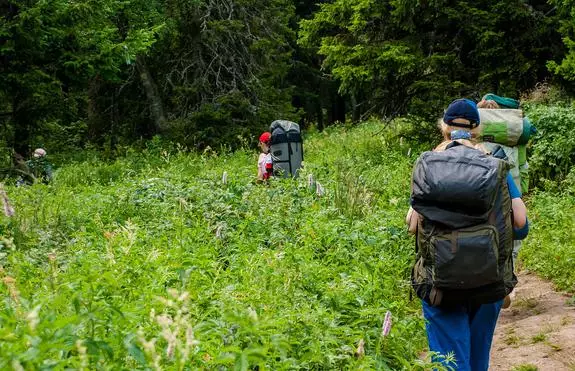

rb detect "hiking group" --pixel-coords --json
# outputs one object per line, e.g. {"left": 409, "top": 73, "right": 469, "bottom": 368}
{"left": 257, "top": 95, "right": 534, "bottom": 370}
{"left": 407, "top": 96, "right": 532, "bottom": 370}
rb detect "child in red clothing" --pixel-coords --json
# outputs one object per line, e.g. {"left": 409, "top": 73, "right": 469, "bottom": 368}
{"left": 257, "top": 132, "right": 273, "bottom": 181}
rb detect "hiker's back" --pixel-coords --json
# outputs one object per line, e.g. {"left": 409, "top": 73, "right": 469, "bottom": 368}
{"left": 411, "top": 142, "right": 516, "bottom": 307}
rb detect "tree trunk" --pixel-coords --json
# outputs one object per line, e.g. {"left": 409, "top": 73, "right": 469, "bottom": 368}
{"left": 87, "top": 77, "right": 104, "bottom": 142}
{"left": 12, "top": 95, "right": 30, "bottom": 157}
{"left": 333, "top": 93, "right": 346, "bottom": 124}
{"left": 351, "top": 93, "right": 360, "bottom": 123}
{"left": 315, "top": 97, "right": 324, "bottom": 131}
{"left": 136, "top": 56, "right": 167, "bottom": 133}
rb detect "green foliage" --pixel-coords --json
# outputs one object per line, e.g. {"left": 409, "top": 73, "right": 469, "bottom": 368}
{"left": 511, "top": 365, "right": 539, "bottom": 371}
{"left": 524, "top": 103, "right": 575, "bottom": 185}
{"left": 520, "top": 188, "right": 575, "bottom": 292}
{"left": 0, "top": 0, "right": 163, "bottom": 154}
{"left": 547, "top": 0, "right": 575, "bottom": 82}
{"left": 299, "top": 0, "right": 564, "bottom": 120}
{"left": 150, "top": 0, "right": 298, "bottom": 149}
{"left": 0, "top": 122, "right": 452, "bottom": 369}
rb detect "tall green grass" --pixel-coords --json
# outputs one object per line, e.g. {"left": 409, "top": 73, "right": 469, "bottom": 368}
{"left": 0, "top": 121, "right": 449, "bottom": 369}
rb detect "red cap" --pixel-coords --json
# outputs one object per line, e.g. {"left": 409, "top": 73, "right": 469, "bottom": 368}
{"left": 259, "top": 132, "right": 271, "bottom": 144}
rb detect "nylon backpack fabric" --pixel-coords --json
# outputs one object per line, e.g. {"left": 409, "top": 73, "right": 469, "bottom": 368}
{"left": 481, "top": 142, "right": 521, "bottom": 192}
{"left": 478, "top": 109, "right": 523, "bottom": 146}
{"left": 269, "top": 120, "right": 303, "bottom": 178}
{"left": 482, "top": 94, "right": 520, "bottom": 109}
{"left": 411, "top": 143, "right": 516, "bottom": 308}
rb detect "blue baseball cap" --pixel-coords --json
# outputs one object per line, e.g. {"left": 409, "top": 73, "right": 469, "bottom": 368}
{"left": 443, "top": 99, "right": 480, "bottom": 129}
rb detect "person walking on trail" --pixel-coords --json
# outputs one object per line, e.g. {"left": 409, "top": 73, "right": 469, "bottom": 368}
{"left": 26, "top": 148, "right": 53, "bottom": 184}
{"left": 257, "top": 132, "right": 273, "bottom": 181}
{"left": 476, "top": 94, "right": 533, "bottom": 277}
{"left": 406, "top": 99, "right": 529, "bottom": 371}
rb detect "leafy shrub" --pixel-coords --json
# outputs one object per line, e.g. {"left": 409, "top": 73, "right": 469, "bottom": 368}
{"left": 524, "top": 103, "right": 575, "bottom": 186}
{"left": 520, "top": 190, "right": 575, "bottom": 292}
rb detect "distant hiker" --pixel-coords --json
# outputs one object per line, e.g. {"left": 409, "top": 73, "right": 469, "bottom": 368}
{"left": 269, "top": 120, "right": 303, "bottom": 178}
{"left": 257, "top": 132, "right": 273, "bottom": 181}
{"left": 406, "top": 98, "right": 529, "bottom": 371}
{"left": 27, "top": 148, "right": 53, "bottom": 184}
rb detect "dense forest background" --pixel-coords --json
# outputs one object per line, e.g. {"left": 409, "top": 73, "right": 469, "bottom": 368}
{"left": 1, "top": 0, "right": 575, "bottom": 157}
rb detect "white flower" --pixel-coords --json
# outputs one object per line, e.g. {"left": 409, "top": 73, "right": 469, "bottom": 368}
{"left": 381, "top": 311, "right": 392, "bottom": 337}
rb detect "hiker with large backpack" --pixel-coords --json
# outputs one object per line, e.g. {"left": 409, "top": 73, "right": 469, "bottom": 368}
{"left": 268, "top": 120, "right": 303, "bottom": 178}
{"left": 476, "top": 94, "right": 536, "bottom": 269}
{"left": 406, "top": 99, "right": 529, "bottom": 370}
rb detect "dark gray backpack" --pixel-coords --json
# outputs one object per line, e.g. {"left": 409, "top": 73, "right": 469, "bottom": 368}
{"left": 269, "top": 120, "right": 303, "bottom": 178}
{"left": 410, "top": 143, "right": 516, "bottom": 307}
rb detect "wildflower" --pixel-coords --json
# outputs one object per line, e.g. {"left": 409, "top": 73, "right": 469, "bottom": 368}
{"left": 76, "top": 339, "right": 88, "bottom": 370}
{"left": 247, "top": 307, "right": 258, "bottom": 322}
{"left": 215, "top": 225, "right": 224, "bottom": 239}
{"left": 156, "top": 314, "right": 173, "bottom": 327}
{"left": 382, "top": 311, "right": 392, "bottom": 337}
{"left": 307, "top": 174, "right": 315, "bottom": 189}
{"left": 2, "top": 276, "right": 20, "bottom": 304}
{"left": 26, "top": 305, "right": 41, "bottom": 331}
{"left": 185, "top": 326, "right": 198, "bottom": 349}
{"left": 407, "top": 147, "right": 412, "bottom": 157}
{"left": 316, "top": 182, "right": 325, "bottom": 197}
{"left": 167, "top": 288, "right": 179, "bottom": 299}
{"left": 222, "top": 171, "right": 228, "bottom": 184}
{"left": 0, "top": 185, "right": 15, "bottom": 217}
{"left": 178, "top": 291, "right": 189, "bottom": 302}
{"left": 11, "top": 360, "right": 24, "bottom": 371}
{"left": 355, "top": 339, "right": 365, "bottom": 358}
{"left": 48, "top": 252, "right": 57, "bottom": 262}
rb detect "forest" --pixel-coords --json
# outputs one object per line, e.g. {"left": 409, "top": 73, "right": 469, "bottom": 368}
{"left": 2, "top": 0, "right": 575, "bottom": 370}
{"left": 1, "top": 0, "right": 575, "bottom": 157}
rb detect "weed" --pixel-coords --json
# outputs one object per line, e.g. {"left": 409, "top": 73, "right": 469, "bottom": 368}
{"left": 512, "top": 364, "right": 538, "bottom": 371}
{"left": 531, "top": 332, "right": 547, "bottom": 343}
{"left": 504, "top": 328, "right": 522, "bottom": 347}
{"left": 514, "top": 296, "right": 540, "bottom": 311}
{"left": 545, "top": 341, "right": 562, "bottom": 352}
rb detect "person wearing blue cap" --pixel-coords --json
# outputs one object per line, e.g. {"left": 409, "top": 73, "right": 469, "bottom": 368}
{"left": 406, "top": 98, "right": 529, "bottom": 371}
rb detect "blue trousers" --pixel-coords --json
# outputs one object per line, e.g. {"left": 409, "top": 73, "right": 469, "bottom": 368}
{"left": 422, "top": 299, "right": 503, "bottom": 371}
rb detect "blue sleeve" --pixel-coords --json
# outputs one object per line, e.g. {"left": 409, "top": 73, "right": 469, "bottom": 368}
{"left": 507, "top": 173, "right": 521, "bottom": 199}
{"left": 513, "top": 219, "right": 529, "bottom": 240}
{"left": 506, "top": 172, "right": 528, "bottom": 239}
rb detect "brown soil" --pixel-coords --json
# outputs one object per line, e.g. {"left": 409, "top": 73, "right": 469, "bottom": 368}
{"left": 490, "top": 270, "right": 575, "bottom": 371}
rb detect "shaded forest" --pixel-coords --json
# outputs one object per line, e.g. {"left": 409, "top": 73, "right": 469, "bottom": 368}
{"left": 1, "top": 0, "right": 574, "bottom": 156}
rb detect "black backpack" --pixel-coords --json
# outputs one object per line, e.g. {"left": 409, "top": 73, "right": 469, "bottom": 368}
{"left": 410, "top": 143, "right": 516, "bottom": 307}
{"left": 269, "top": 120, "right": 303, "bottom": 178}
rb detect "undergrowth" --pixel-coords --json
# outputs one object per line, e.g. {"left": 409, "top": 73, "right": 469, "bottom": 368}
{"left": 2, "top": 110, "right": 574, "bottom": 369}
{"left": 0, "top": 121, "right": 445, "bottom": 369}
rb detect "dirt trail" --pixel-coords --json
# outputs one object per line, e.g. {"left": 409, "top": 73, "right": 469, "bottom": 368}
{"left": 490, "top": 271, "right": 575, "bottom": 371}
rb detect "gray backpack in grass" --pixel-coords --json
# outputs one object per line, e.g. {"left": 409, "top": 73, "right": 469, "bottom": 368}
{"left": 410, "top": 142, "right": 516, "bottom": 307}
{"left": 269, "top": 120, "right": 303, "bottom": 178}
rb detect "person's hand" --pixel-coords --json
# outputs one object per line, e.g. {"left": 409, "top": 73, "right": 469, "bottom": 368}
{"left": 477, "top": 99, "right": 499, "bottom": 109}
{"left": 406, "top": 207, "right": 420, "bottom": 234}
